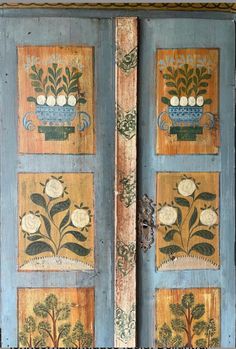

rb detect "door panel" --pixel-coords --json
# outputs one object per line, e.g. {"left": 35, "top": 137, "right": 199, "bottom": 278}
{"left": 0, "top": 16, "right": 114, "bottom": 346}
{"left": 138, "top": 18, "right": 235, "bottom": 347}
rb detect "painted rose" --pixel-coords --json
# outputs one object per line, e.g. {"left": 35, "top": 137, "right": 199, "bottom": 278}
{"left": 68, "top": 95, "right": 77, "bottom": 107}
{"left": 22, "top": 213, "right": 41, "bottom": 234}
{"left": 188, "top": 96, "right": 196, "bottom": 106}
{"left": 37, "top": 95, "right": 46, "bottom": 105}
{"left": 170, "top": 96, "right": 179, "bottom": 106}
{"left": 180, "top": 96, "right": 188, "bottom": 107}
{"left": 200, "top": 208, "right": 218, "bottom": 227}
{"left": 178, "top": 178, "right": 196, "bottom": 197}
{"left": 45, "top": 178, "right": 64, "bottom": 198}
{"left": 158, "top": 205, "right": 177, "bottom": 226}
{"left": 71, "top": 208, "right": 90, "bottom": 228}
{"left": 197, "top": 96, "right": 204, "bottom": 106}
{"left": 56, "top": 95, "right": 67, "bottom": 106}
{"left": 46, "top": 95, "right": 56, "bottom": 107}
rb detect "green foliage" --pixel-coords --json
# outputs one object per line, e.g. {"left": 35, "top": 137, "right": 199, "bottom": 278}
{"left": 38, "top": 321, "right": 51, "bottom": 336}
{"left": 58, "top": 323, "right": 71, "bottom": 338}
{"left": 159, "top": 244, "right": 183, "bottom": 255}
{"left": 163, "top": 229, "right": 179, "bottom": 242}
{"left": 18, "top": 332, "right": 28, "bottom": 346}
{"left": 196, "top": 192, "right": 216, "bottom": 201}
{"left": 23, "top": 315, "right": 36, "bottom": 333}
{"left": 192, "top": 304, "right": 205, "bottom": 319}
{"left": 33, "top": 302, "right": 49, "bottom": 318}
{"left": 181, "top": 293, "right": 195, "bottom": 309}
{"left": 57, "top": 304, "right": 71, "bottom": 321}
{"left": 33, "top": 335, "right": 46, "bottom": 347}
{"left": 169, "top": 303, "right": 185, "bottom": 316}
{"left": 62, "top": 320, "right": 93, "bottom": 347}
{"left": 192, "top": 230, "right": 214, "bottom": 240}
{"left": 31, "top": 193, "right": 47, "bottom": 209}
{"left": 189, "top": 243, "right": 215, "bottom": 256}
{"left": 193, "top": 320, "right": 207, "bottom": 335}
{"left": 50, "top": 198, "right": 71, "bottom": 220}
{"left": 189, "top": 207, "right": 198, "bottom": 230}
{"left": 25, "top": 241, "right": 55, "bottom": 256}
{"left": 196, "top": 338, "right": 207, "bottom": 347}
{"left": 174, "top": 197, "right": 190, "bottom": 207}
{"left": 171, "top": 318, "right": 185, "bottom": 332}
{"left": 45, "top": 294, "right": 58, "bottom": 310}
{"left": 61, "top": 242, "right": 91, "bottom": 256}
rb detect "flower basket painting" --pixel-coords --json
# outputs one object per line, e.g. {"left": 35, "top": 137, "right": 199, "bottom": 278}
{"left": 18, "top": 173, "right": 94, "bottom": 271}
{"left": 18, "top": 288, "right": 94, "bottom": 348}
{"left": 156, "top": 172, "right": 219, "bottom": 270}
{"left": 156, "top": 288, "right": 220, "bottom": 348}
{"left": 156, "top": 48, "right": 219, "bottom": 154}
{"left": 18, "top": 46, "right": 95, "bottom": 154}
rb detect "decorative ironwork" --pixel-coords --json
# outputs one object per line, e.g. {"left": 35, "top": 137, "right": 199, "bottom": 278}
{"left": 138, "top": 194, "right": 156, "bottom": 252}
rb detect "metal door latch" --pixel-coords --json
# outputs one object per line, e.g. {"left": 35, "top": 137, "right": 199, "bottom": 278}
{"left": 138, "top": 194, "right": 156, "bottom": 252}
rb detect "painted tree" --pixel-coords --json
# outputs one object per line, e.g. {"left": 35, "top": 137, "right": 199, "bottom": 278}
{"left": 33, "top": 293, "right": 71, "bottom": 347}
{"left": 19, "top": 316, "right": 46, "bottom": 348}
{"left": 156, "top": 322, "right": 183, "bottom": 347}
{"left": 62, "top": 320, "right": 93, "bottom": 347}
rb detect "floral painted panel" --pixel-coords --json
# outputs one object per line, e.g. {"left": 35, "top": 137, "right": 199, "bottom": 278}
{"left": 18, "top": 288, "right": 94, "bottom": 347}
{"left": 156, "top": 48, "right": 219, "bottom": 154}
{"left": 18, "top": 46, "right": 95, "bottom": 154}
{"left": 18, "top": 173, "right": 94, "bottom": 271}
{"left": 156, "top": 172, "right": 219, "bottom": 270}
{"left": 156, "top": 288, "right": 220, "bottom": 348}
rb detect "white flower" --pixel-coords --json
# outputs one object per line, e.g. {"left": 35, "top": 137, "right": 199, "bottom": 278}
{"left": 22, "top": 213, "right": 41, "bottom": 234}
{"left": 178, "top": 179, "right": 196, "bottom": 197}
{"left": 71, "top": 208, "right": 90, "bottom": 228}
{"left": 197, "top": 96, "right": 204, "bottom": 106}
{"left": 45, "top": 178, "right": 64, "bottom": 198}
{"left": 37, "top": 95, "right": 46, "bottom": 105}
{"left": 158, "top": 206, "right": 177, "bottom": 226}
{"left": 180, "top": 96, "right": 188, "bottom": 106}
{"left": 200, "top": 208, "right": 218, "bottom": 227}
{"left": 68, "top": 95, "right": 77, "bottom": 106}
{"left": 170, "top": 96, "right": 179, "bottom": 106}
{"left": 56, "top": 95, "right": 66, "bottom": 106}
{"left": 46, "top": 95, "right": 56, "bottom": 107}
{"left": 188, "top": 96, "right": 196, "bottom": 106}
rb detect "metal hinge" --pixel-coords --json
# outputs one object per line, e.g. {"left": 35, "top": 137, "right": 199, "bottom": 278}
{"left": 138, "top": 194, "right": 156, "bottom": 252}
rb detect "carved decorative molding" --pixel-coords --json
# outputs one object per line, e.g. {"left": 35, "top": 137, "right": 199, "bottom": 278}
{"left": 0, "top": 2, "right": 236, "bottom": 12}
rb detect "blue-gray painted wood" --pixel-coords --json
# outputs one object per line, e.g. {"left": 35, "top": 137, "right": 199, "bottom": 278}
{"left": 0, "top": 16, "right": 115, "bottom": 347}
{"left": 137, "top": 18, "right": 235, "bottom": 347}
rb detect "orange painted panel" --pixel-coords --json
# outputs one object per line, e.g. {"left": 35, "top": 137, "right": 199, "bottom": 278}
{"left": 18, "top": 173, "right": 94, "bottom": 271}
{"left": 156, "top": 48, "right": 219, "bottom": 154}
{"left": 18, "top": 46, "right": 95, "bottom": 154}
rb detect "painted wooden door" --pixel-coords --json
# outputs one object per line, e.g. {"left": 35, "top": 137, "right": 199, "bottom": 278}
{"left": 138, "top": 18, "right": 235, "bottom": 347}
{"left": 0, "top": 16, "right": 115, "bottom": 347}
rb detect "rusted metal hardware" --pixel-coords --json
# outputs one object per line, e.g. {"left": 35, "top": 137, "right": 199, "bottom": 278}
{"left": 138, "top": 194, "right": 156, "bottom": 252}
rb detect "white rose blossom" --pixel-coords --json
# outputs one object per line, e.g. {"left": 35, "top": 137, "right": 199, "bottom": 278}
{"left": 37, "top": 95, "right": 46, "bottom": 105}
{"left": 46, "top": 95, "right": 56, "bottom": 107}
{"left": 68, "top": 95, "right": 77, "bottom": 106}
{"left": 180, "top": 96, "right": 188, "bottom": 107}
{"left": 178, "top": 178, "right": 196, "bottom": 197}
{"left": 45, "top": 178, "right": 64, "bottom": 198}
{"left": 22, "top": 213, "right": 41, "bottom": 234}
{"left": 197, "top": 96, "right": 204, "bottom": 106}
{"left": 158, "top": 205, "right": 177, "bottom": 226}
{"left": 71, "top": 208, "right": 90, "bottom": 229}
{"left": 200, "top": 208, "right": 218, "bottom": 227}
{"left": 170, "top": 96, "right": 179, "bottom": 106}
{"left": 188, "top": 96, "right": 196, "bottom": 106}
{"left": 56, "top": 95, "right": 67, "bottom": 106}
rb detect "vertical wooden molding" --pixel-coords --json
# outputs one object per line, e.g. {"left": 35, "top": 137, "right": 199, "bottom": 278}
{"left": 115, "top": 17, "right": 137, "bottom": 347}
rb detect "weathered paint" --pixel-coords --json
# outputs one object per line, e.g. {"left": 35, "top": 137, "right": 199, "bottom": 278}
{"left": 138, "top": 18, "right": 235, "bottom": 347}
{"left": 0, "top": 16, "right": 115, "bottom": 347}
{"left": 115, "top": 17, "right": 137, "bottom": 347}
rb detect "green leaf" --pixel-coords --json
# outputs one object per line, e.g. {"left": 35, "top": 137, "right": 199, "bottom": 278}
{"left": 189, "top": 242, "right": 215, "bottom": 256}
{"left": 171, "top": 319, "right": 185, "bottom": 332}
{"left": 163, "top": 73, "right": 172, "bottom": 80}
{"left": 59, "top": 210, "right": 70, "bottom": 231}
{"left": 177, "top": 207, "right": 182, "bottom": 225}
{"left": 65, "top": 230, "right": 87, "bottom": 242}
{"left": 29, "top": 73, "right": 38, "bottom": 80}
{"left": 161, "top": 97, "right": 170, "bottom": 105}
{"left": 52, "top": 63, "right": 58, "bottom": 71}
{"left": 45, "top": 294, "right": 58, "bottom": 309}
{"left": 174, "top": 197, "right": 190, "bottom": 207}
{"left": 31, "top": 65, "right": 37, "bottom": 73}
{"left": 25, "top": 241, "right": 54, "bottom": 256}
{"left": 159, "top": 245, "right": 183, "bottom": 255}
{"left": 61, "top": 242, "right": 90, "bottom": 256}
{"left": 23, "top": 316, "right": 36, "bottom": 333}
{"left": 164, "top": 229, "right": 178, "bottom": 242}
{"left": 199, "top": 81, "right": 208, "bottom": 87}
{"left": 198, "top": 89, "right": 207, "bottom": 96}
{"left": 166, "top": 81, "right": 176, "bottom": 87}
{"left": 196, "top": 338, "right": 207, "bottom": 347}
{"left": 27, "top": 96, "right": 37, "bottom": 104}
{"left": 189, "top": 207, "right": 198, "bottom": 230}
{"left": 50, "top": 198, "right": 71, "bottom": 219}
{"left": 68, "top": 86, "right": 78, "bottom": 93}
{"left": 48, "top": 67, "right": 55, "bottom": 78}
{"left": 158, "top": 323, "right": 172, "bottom": 346}
{"left": 71, "top": 72, "right": 82, "bottom": 80}
{"left": 191, "top": 304, "right": 205, "bottom": 319}
{"left": 196, "top": 192, "right": 216, "bottom": 201}
{"left": 35, "top": 88, "right": 43, "bottom": 93}
{"left": 40, "top": 214, "right": 51, "bottom": 238}
{"left": 192, "top": 230, "right": 214, "bottom": 240}
{"left": 49, "top": 75, "right": 54, "bottom": 84}
{"left": 56, "top": 77, "right": 62, "bottom": 86}
{"left": 168, "top": 90, "right": 178, "bottom": 96}
{"left": 182, "top": 293, "right": 194, "bottom": 309}
{"left": 193, "top": 321, "right": 206, "bottom": 335}
{"left": 63, "top": 75, "right": 68, "bottom": 84}
{"left": 169, "top": 303, "right": 185, "bottom": 316}
{"left": 56, "top": 68, "right": 63, "bottom": 78}
{"left": 210, "top": 337, "right": 220, "bottom": 347}
{"left": 78, "top": 98, "right": 87, "bottom": 104}
{"left": 38, "top": 320, "right": 51, "bottom": 334}
{"left": 27, "top": 234, "right": 42, "bottom": 241}
{"left": 65, "top": 67, "right": 71, "bottom": 78}
{"left": 204, "top": 98, "right": 212, "bottom": 105}
{"left": 58, "top": 323, "right": 71, "bottom": 338}
{"left": 171, "top": 335, "right": 183, "bottom": 347}
{"left": 188, "top": 68, "right": 194, "bottom": 77}
{"left": 57, "top": 86, "right": 64, "bottom": 94}
{"left": 38, "top": 68, "right": 43, "bottom": 79}
{"left": 196, "top": 68, "right": 200, "bottom": 77}
{"left": 201, "top": 73, "right": 211, "bottom": 80}
{"left": 30, "top": 193, "right": 47, "bottom": 209}
{"left": 167, "top": 66, "right": 173, "bottom": 73}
